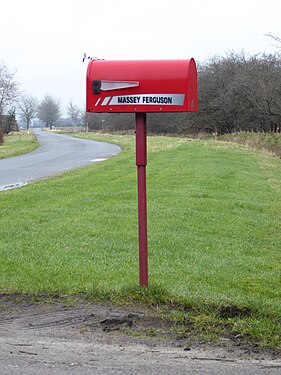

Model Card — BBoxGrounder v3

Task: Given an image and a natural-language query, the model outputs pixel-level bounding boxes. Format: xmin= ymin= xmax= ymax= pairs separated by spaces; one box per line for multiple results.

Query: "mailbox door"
xmin=86 ymin=59 xmax=197 ymax=113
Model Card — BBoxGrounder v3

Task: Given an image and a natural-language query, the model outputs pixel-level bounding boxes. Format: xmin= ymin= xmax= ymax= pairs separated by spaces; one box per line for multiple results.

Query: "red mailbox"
xmin=86 ymin=59 xmax=197 ymax=113
xmin=85 ymin=58 xmax=198 ymax=288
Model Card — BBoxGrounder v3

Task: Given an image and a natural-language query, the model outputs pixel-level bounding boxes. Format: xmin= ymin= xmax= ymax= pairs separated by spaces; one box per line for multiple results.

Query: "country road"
xmin=0 ymin=296 xmax=280 ymax=375
xmin=0 ymin=129 xmax=121 ymax=190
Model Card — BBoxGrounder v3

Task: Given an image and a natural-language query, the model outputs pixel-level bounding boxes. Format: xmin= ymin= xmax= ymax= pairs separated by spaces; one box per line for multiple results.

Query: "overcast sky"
xmin=1 ymin=0 xmax=281 ymax=116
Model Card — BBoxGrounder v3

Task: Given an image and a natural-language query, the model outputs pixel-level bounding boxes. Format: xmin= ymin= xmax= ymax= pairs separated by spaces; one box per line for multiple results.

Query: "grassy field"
xmin=0 ymin=131 xmax=39 ymax=159
xmin=0 ymin=132 xmax=280 ymax=348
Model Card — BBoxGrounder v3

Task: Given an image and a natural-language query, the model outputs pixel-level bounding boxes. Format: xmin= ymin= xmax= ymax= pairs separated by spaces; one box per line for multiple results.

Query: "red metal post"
xmin=135 ymin=112 xmax=148 ymax=287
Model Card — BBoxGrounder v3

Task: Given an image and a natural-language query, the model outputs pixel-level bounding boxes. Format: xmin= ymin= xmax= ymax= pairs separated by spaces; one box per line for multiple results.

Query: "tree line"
xmin=0 ymin=62 xmax=84 ymax=135
xmin=1 ymin=49 xmax=281 ymax=137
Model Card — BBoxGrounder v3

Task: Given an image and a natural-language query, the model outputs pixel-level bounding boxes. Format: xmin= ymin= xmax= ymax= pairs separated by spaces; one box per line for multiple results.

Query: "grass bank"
xmin=216 ymin=132 xmax=281 ymax=158
xmin=0 ymin=133 xmax=280 ymax=348
xmin=0 ymin=131 xmax=39 ymax=159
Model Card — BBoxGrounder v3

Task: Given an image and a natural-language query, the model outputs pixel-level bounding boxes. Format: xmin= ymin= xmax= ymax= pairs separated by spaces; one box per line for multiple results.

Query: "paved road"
xmin=0 ymin=129 xmax=121 ymax=190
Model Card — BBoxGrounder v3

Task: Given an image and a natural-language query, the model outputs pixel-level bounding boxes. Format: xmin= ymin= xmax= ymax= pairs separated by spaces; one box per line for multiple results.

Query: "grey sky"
xmin=1 ymin=0 xmax=281 ymax=116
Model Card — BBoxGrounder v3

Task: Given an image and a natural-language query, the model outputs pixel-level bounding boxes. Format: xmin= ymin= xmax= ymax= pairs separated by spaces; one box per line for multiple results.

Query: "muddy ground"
xmin=0 ymin=295 xmax=280 ymax=374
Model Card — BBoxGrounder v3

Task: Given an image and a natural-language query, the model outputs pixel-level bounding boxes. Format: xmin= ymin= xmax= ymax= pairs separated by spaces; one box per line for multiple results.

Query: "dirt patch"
xmin=217 ymin=305 xmax=252 ymax=318
xmin=0 ymin=294 xmax=280 ymax=374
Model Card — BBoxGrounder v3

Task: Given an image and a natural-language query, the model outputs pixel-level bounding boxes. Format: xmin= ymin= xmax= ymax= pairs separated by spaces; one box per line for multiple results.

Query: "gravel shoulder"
xmin=0 ymin=295 xmax=280 ymax=374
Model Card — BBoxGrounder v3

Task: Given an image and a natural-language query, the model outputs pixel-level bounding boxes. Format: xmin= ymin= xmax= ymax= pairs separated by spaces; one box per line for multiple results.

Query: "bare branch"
xmin=264 ymin=33 xmax=281 ymax=49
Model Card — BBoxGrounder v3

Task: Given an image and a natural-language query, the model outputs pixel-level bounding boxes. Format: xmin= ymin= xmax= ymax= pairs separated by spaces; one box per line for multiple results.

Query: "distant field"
xmin=0 ymin=131 xmax=39 ymax=159
xmin=0 ymin=133 xmax=280 ymax=348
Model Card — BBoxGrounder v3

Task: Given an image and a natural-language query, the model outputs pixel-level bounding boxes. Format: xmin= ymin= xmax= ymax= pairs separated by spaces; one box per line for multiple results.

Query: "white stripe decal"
xmin=95 ymin=98 xmax=101 ymax=106
xmin=101 ymin=97 xmax=111 ymax=106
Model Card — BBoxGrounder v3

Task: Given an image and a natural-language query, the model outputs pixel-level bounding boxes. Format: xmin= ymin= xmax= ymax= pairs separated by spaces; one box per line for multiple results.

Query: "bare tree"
xmin=192 ymin=52 xmax=281 ymax=135
xmin=18 ymin=93 xmax=38 ymax=130
xmin=0 ymin=62 xmax=19 ymax=115
xmin=238 ymin=54 xmax=281 ymax=132
xmin=37 ymin=95 xmax=61 ymax=129
xmin=0 ymin=107 xmax=18 ymax=134
xmin=5 ymin=107 xmax=18 ymax=133
xmin=67 ymin=100 xmax=80 ymax=126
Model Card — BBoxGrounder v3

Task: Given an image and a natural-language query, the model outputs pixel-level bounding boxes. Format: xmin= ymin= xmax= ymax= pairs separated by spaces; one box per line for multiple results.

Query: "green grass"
xmin=0 ymin=131 xmax=39 ymax=159
xmin=0 ymin=133 xmax=280 ymax=348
